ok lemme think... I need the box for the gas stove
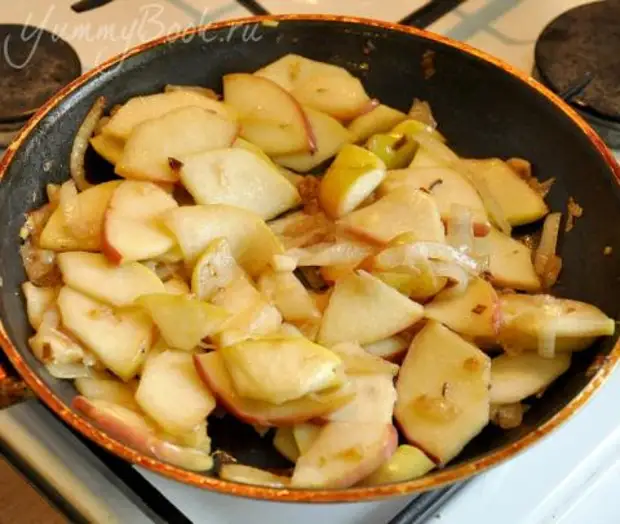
[1,2,619,523]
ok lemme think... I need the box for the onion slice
[429,260,469,299]
[408,98,437,128]
[537,318,557,359]
[70,96,105,191]
[534,212,562,288]
[446,204,474,254]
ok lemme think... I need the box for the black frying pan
[0,15,619,503]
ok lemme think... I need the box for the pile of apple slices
[19,54,616,488]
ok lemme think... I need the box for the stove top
[0,1,619,524]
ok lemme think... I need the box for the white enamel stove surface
[1,1,619,523]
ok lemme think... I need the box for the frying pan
[0,15,619,503]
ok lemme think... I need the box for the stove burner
[0,24,81,144]
[534,1,620,148]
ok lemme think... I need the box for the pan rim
[1,14,619,503]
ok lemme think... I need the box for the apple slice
[58,287,153,380]
[319,144,386,218]
[378,166,489,228]
[223,73,313,155]
[460,159,548,226]
[348,104,408,144]
[194,352,354,426]
[163,276,190,295]
[179,148,300,220]
[219,464,290,487]
[338,189,445,245]
[273,427,300,462]
[409,148,443,169]
[191,238,242,301]
[90,134,124,165]
[395,321,491,464]
[363,335,410,362]
[135,350,216,435]
[273,108,351,172]
[102,90,236,140]
[291,422,398,489]
[39,181,121,252]
[499,294,616,353]
[486,228,541,292]
[219,337,343,404]
[257,270,321,324]
[136,293,229,351]
[424,277,501,347]
[256,54,373,120]
[116,106,238,183]
[57,252,164,307]
[360,445,435,486]
[373,270,448,303]
[325,374,397,424]
[22,282,59,330]
[161,205,283,275]
[329,342,399,376]
[318,270,424,346]
[103,181,178,264]
[293,423,323,454]
[490,352,571,404]
[74,376,139,411]
[72,397,214,471]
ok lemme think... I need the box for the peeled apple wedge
[273,108,351,172]
[90,134,124,165]
[223,73,314,155]
[256,54,373,120]
[363,335,410,362]
[319,144,386,218]
[39,181,121,252]
[135,293,229,351]
[378,166,489,227]
[273,427,300,462]
[194,352,354,426]
[191,238,242,301]
[499,294,616,353]
[325,373,397,424]
[135,350,216,435]
[361,445,435,486]
[338,189,445,245]
[219,337,343,404]
[486,228,541,292]
[163,276,190,295]
[291,422,398,489]
[101,90,235,140]
[22,282,58,330]
[57,287,153,381]
[219,464,290,487]
[395,321,491,465]
[161,205,283,275]
[329,342,399,377]
[57,252,165,307]
[293,423,323,454]
[409,147,443,169]
[74,376,139,411]
[489,352,571,404]
[257,270,321,324]
[179,148,300,220]
[318,270,424,346]
[72,397,214,471]
[424,277,502,347]
[116,106,238,183]
[102,180,178,264]
[348,104,408,144]
[460,159,548,226]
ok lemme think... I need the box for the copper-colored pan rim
[1,14,619,503]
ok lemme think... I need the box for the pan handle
[0,354,31,409]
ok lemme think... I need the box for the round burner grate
[0,24,82,125]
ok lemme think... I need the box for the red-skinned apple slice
[116,106,239,183]
[223,73,314,155]
[219,464,290,487]
[103,181,178,264]
[72,397,214,471]
[135,350,216,435]
[395,321,491,465]
[424,277,502,348]
[74,376,139,410]
[273,108,351,172]
[194,352,354,427]
[57,252,165,307]
[291,422,398,489]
